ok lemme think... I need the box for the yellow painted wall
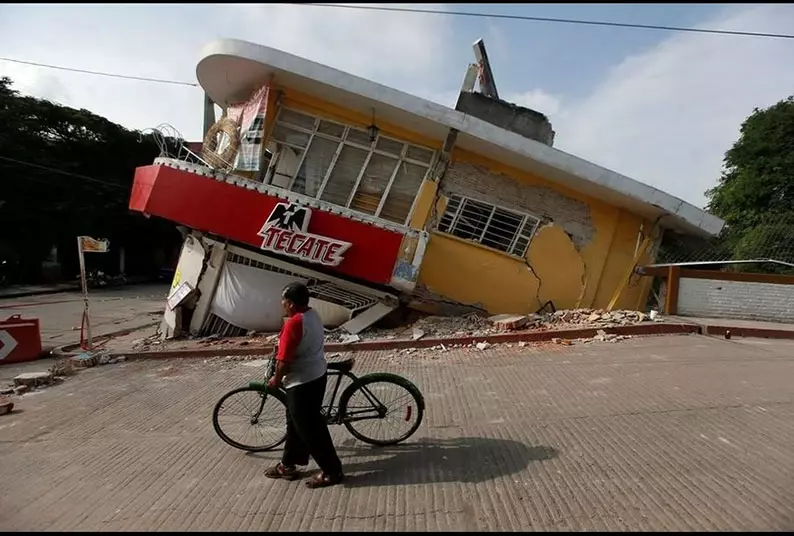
[416,148,656,314]
[260,85,655,312]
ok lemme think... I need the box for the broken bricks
[488,314,530,331]
[0,396,14,416]
[13,371,54,388]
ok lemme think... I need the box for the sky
[1,3,793,209]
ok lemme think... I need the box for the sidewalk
[0,277,160,301]
[0,283,80,300]
[2,335,793,530]
[49,311,794,362]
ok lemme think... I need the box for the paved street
[1,334,793,531]
[0,284,169,349]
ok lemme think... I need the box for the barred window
[437,195,541,257]
[264,107,436,226]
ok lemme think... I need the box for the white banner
[235,82,270,172]
[209,262,307,332]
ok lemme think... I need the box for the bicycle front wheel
[212,386,287,452]
[339,373,425,446]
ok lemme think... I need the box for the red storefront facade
[129,161,416,290]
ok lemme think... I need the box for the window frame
[263,107,437,226]
[437,194,542,258]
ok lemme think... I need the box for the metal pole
[77,237,92,350]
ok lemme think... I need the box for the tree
[706,96,794,231]
[700,95,794,271]
[0,77,183,283]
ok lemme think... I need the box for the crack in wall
[417,159,593,313]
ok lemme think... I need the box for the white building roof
[196,38,724,237]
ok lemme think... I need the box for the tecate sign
[257,203,352,267]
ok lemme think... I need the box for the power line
[0,6,787,96]
[300,3,794,40]
[0,57,198,87]
[0,155,128,189]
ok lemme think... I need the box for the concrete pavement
[0,284,169,349]
[1,334,794,531]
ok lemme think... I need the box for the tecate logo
[257,203,352,267]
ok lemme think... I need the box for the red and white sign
[129,164,405,285]
[0,330,18,361]
[257,203,352,267]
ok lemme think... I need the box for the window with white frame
[437,195,541,257]
[264,108,436,226]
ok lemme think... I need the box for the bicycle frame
[322,368,386,425]
[255,357,387,426]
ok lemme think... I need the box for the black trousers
[282,374,343,476]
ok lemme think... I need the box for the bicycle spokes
[343,380,420,444]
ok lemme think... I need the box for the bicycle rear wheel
[339,373,425,446]
[212,386,287,452]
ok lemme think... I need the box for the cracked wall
[414,150,655,315]
[528,224,586,310]
[442,162,596,249]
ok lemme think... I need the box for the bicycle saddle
[327,357,355,373]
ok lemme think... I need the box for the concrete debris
[547,309,648,327]
[0,397,13,416]
[591,330,631,343]
[488,314,529,331]
[14,385,29,396]
[339,333,361,345]
[49,359,77,377]
[475,341,491,351]
[325,308,651,344]
[72,353,99,368]
[14,372,54,388]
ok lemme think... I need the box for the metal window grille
[437,194,541,258]
[264,107,437,226]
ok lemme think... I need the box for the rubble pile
[324,313,495,344]
[328,308,655,343]
[542,309,649,328]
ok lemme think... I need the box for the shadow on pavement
[335,436,558,488]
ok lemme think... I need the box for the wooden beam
[607,235,652,311]
[640,266,794,285]
[665,265,681,315]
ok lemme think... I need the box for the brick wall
[442,162,595,248]
[678,277,794,323]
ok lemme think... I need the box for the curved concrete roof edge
[197,38,725,237]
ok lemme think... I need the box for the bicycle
[212,354,425,451]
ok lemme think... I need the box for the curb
[44,319,794,366]
[0,285,80,301]
[50,322,160,359]
[71,322,702,362]
[0,279,161,301]
[700,324,794,340]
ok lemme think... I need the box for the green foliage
[0,76,182,283]
[700,95,794,271]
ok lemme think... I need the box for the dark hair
[282,282,310,307]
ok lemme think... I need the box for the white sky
[1,3,793,209]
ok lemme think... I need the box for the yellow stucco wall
[416,149,655,314]
[262,86,654,313]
